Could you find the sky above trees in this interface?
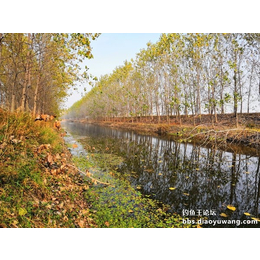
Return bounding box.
[65,33,260,124]
[65,33,162,108]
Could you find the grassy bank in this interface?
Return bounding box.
[0,110,95,228]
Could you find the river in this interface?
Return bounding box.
[62,121,260,227]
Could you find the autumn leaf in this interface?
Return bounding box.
[244,212,251,216]
[220,213,228,217]
[128,210,133,213]
[12,220,19,228]
[58,202,64,209]
[55,153,61,160]
[46,204,52,209]
[104,221,109,227]
[51,169,57,174]
[18,208,27,216]
[86,170,91,177]
[227,205,236,211]
[72,143,78,148]
[169,187,176,190]
[183,193,189,196]
[47,153,53,165]
[251,217,260,222]
[82,209,89,215]
[78,220,85,228]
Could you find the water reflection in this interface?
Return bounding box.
[63,122,260,227]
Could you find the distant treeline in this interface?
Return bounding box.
[65,33,260,126]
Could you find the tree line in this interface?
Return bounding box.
[0,33,99,116]
[65,33,260,126]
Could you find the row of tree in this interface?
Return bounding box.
[0,33,99,116]
[65,33,260,126]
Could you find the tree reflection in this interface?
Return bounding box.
[63,122,260,224]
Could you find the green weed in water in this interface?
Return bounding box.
[72,151,191,228]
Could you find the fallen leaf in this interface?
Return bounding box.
[72,143,78,148]
[104,221,110,227]
[220,213,228,217]
[13,220,19,225]
[169,187,176,190]
[11,138,21,144]
[183,193,189,196]
[18,208,27,216]
[244,212,251,216]
[227,205,236,211]
[82,209,89,215]
[78,220,85,228]
[51,169,57,174]
[0,142,7,149]
[47,153,53,165]
[251,217,260,222]
[55,153,61,160]
[128,210,133,213]
[86,170,91,177]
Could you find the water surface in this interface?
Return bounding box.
[62,121,260,227]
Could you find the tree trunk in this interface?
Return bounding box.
[21,61,30,112]
[33,74,40,116]
[10,73,18,112]
[21,34,31,112]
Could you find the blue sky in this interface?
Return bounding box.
[65,33,162,108]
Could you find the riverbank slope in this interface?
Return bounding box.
[0,110,95,228]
